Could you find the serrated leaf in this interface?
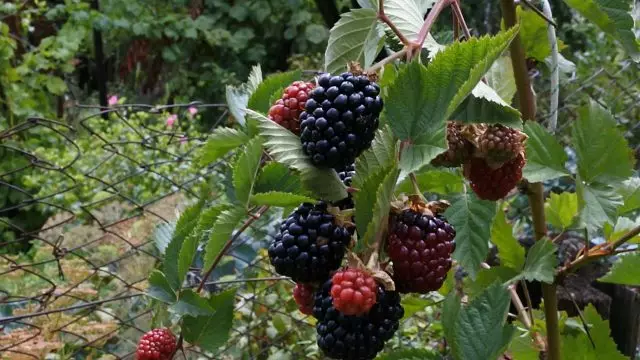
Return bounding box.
[385,28,518,143]
[169,289,215,317]
[617,177,640,215]
[491,209,525,270]
[384,0,443,55]
[202,207,246,271]
[154,222,175,255]
[324,9,384,74]
[442,291,461,352]
[183,288,236,352]
[232,137,264,207]
[523,121,569,183]
[254,162,304,194]
[353,125,398,189]
[598,253,640,285]
[561,304,627,359]
[485,56,517,103]
[164,202,204,289]
[399,127,447,176]
[248,70,302,114]
[147,270,177,303]
[572,101,635,185]
[226,65,262,126]
[577,180,623,234]
[355,166,400,251]
[248,109,347,201]
[178,205,227,285]
[604,216,640,244]
[445,192,497,279]
[513,238,557,283]
[251,192,316,207]
[395,169,464,195]
[545,192,579,230]
[452,82,522,129]
[562,0,640,61]
[197,128,251,167]
[452,283,514,360]
[377,349,440,360]
[466,266,519,298]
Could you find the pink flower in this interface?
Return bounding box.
[166,114,177,127]
[188,107,198,116]
[108,95,119,106]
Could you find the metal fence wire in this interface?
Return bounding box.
[1,61,639,360]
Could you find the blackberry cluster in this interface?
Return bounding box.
[478,124,526,163]
[300,73,382,169]
[268,81,314,134]
[268,202,352,282]
[313,279,404,360]
[387,209,456,293]
[464,153,525,201]
[431,122,473,167]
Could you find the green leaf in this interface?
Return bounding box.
[562,0,640,61]
[247,70,302,114]
[398,128,447,176]
[442,291,461,352]
[178,205,227,285]
[385,28,518,141]
[485,56,517,103]
[169,289,215,317]
[466,266,519,298]
[202,207,246,271]
[491,208,525,270]
[248,109,347,201]
[513,238,557,284]
[147,270,177,303]
[197,128,251,167]
[522,121,569,183]
[401,294,443,319]
[604,216,640,244]
[226,64,263,126]
[517,7,558,61]
[445,192,497,279]
[254,162,304,194]
[383,0,443,54]
[377,349,440,360]
[183,288,237,352]
[617,177,640,215]
[352,126,398,189]
[572,101,635,185]
[232,137,264,207]
[452,82,522,129]
[354,165,400,252]
[545,192,579,230]
[251,192,316,207]
[598,253,640,285]
[508,333,539,360]
[154,222,174,255]
[164,202,204,289]
[395,169,464,195]
[452,283,514,360]
[561,304,627,360]
[324,9,384,74]
[577,180,623,234]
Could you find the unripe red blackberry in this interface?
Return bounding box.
[478,124,526,164]
[387,206,455,293]
[464,153,526,201]
[300,72,382,169]
[293,283,315,315]
[330,268,378,316]
[136,328,176,360]
[431,122,473,167]
[268,81,314,134]
[313,278,404,360]
[268,202,352,282]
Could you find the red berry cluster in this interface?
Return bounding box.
[268,81,314,134]
[136,328,176,360]
[464,153,526,201]
[330,268,378,315]
[293,283,315,315]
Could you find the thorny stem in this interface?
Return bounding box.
[500,0,559,358]
[378,0,412,46]
[196,205,270,293]
[365,48,409,73]
[417,0,453,47]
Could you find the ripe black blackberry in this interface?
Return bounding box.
[268,202,352,282]
[387,207,456,293]
[300,72,382,169]
[332,164,356,210]
[313,278,404,360]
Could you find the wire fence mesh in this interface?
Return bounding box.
[1,61,639,359]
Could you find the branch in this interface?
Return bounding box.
[365,47,409,73]
[416,0,453,47]
[378,0,411,46]
[196,205,270,293]
[451,0,471,40]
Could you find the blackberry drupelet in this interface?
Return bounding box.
[431,122,473,167]
[300,73,382,169]
[463,153,526,201]
[135,328,176,360]
[332,164,356,210]
[268,80,314,134]
[330,268,378,316]
[387,209,456,293]
[293,283,316,315]
[268,202,352,282]
[313,278,404,360]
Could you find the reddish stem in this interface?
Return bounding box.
[416,0,453,47]
[451,0,472,40]
[378,0,412,46]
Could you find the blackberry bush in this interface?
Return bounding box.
[300,72,382,169]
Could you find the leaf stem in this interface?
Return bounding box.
[409,172,424,198]
[365,47,409,73]
[378,0,412,46]
[196,205,270,293]
[450,0,472,40]
[416,0,453,48]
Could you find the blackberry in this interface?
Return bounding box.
[333,164,356,210]
[463,153,526,201]
[387,209,456,293]
[300,73,382,169]
[268,202,352,282]
[136,328,177,360]
[478,124,526,164]
[268,81,314,134]
[431,122,473,167]
[313,278,404,360]
[293,283,316,315]
[330,268,378,316]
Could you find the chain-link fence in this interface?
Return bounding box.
[1,61,639,359]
